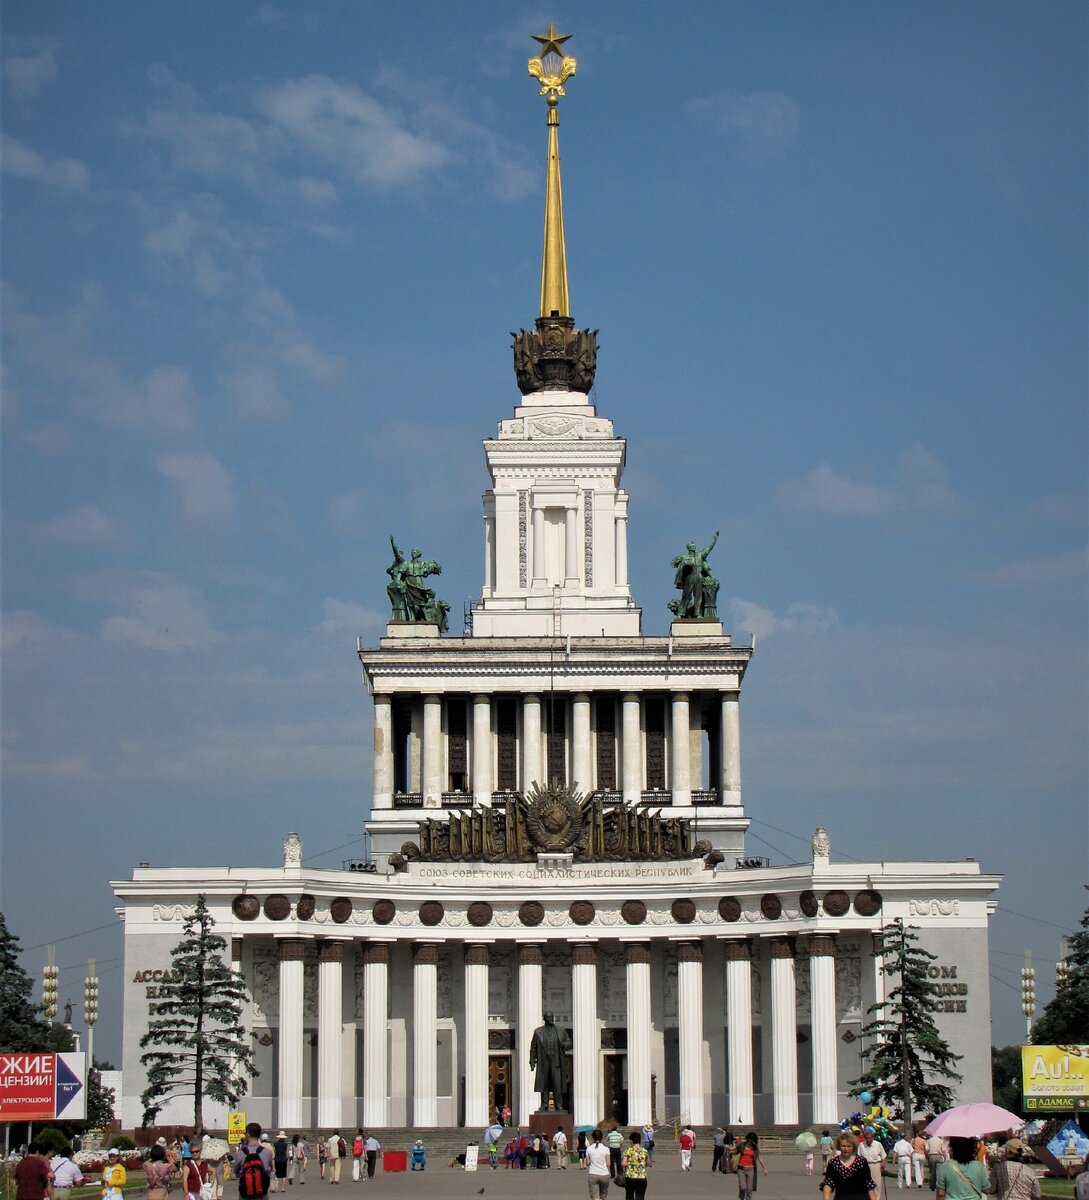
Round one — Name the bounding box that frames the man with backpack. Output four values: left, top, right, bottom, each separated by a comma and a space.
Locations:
324, 1135, 345, 1186
351, 1132, 364, 1183
235, 1125, 273, 1200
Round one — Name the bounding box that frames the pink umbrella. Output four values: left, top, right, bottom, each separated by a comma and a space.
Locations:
924, 1103, 1025, 1137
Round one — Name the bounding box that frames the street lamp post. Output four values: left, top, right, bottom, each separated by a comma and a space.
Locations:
42, 946, 59, 1020
84, 959, 100, 1069
1020, 951, 1036, 1040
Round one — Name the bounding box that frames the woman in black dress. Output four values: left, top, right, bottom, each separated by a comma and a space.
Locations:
822, 1133, 879, 1200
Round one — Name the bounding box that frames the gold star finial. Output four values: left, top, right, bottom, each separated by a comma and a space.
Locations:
531, 23, 572, 59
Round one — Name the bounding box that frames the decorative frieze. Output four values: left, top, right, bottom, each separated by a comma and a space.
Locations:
330, 898, 353, 923
583, 488, 593, 585
518, 491, 528, 588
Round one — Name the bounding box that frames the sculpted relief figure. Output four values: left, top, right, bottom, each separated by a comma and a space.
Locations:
529, 1010, 571, 1111
386, 536, 450, 632
668, 531, 720, 619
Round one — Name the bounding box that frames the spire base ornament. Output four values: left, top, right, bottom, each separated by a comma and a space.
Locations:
511, 317, 598, 395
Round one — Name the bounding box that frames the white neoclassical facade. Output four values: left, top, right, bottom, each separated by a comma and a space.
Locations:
111, 28, 1000, 1135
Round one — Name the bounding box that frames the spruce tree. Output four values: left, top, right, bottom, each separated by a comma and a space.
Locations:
1031, 894, 1089, 1046
0, 911, 55, 1051
851, 919, 963, 1130
139, 895, 256, 1131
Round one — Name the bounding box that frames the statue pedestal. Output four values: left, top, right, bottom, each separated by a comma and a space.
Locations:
670, 618, 724, 638
385, 621, 441, 639
528, 1111, 572, 1144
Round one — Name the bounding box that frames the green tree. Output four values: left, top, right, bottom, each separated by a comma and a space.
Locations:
1031, 894, 1089, 1046
87, 1061, 116, 1129
0, 911, 55, 1050
991, 1045, 1025, 1116
851, 919, 963, 1131
139, 895, 256, 1132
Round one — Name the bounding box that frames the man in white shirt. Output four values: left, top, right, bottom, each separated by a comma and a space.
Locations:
860, 1130, 888, 1193
553, 1129, 569, 1170
50, 1150, 84, 1200
893, 1137, 914, 1189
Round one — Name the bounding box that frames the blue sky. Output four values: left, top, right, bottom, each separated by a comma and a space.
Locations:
2, 2, 1085, 1062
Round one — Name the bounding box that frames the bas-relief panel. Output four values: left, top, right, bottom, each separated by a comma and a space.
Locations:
489, 949, 514, 1025
250, 943, 319, 1024
598, 945, 627, 1024
544, 948, 572, 1023
437, 948, 453, 1020
663, 960, 677, 1023
836, 942, 862, 1020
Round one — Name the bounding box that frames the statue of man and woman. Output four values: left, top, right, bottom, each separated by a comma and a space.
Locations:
386, 537, 450, 632
669, 530, 721, 618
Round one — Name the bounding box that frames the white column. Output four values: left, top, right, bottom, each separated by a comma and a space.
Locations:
423, 694, 442, 807
671, 692, 691, 806
523, 694, 543, 790
810, 934, 839, 1124
572, 693, 592, 793
677, 940, 705, 1125
465, 945, 491, 1127
472, 694, 492, 804
725, 939, 755, 1126
626, 944, 652, 1125
516, 944, 544, 1121
373, 695, 393, 809
413, 942, 439, 1127
277, 939, 305, 1129
769, 937, 799, 1126
317, 942, 344, 1129
572, 943, 599, 1128
622, 693, 641, 803
565, 505, 579, 583
615, 512, 628, 588
362, 943, 389, 1127
532, 506, 546, 583
721, 691, 741, 802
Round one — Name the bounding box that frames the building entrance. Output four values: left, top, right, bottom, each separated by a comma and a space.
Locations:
489, 1054, 512, 1122
602, 1052, 628, 1126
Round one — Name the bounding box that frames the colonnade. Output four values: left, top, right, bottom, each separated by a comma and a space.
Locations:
261, 931, 843, 1131
372, 690, 743, 809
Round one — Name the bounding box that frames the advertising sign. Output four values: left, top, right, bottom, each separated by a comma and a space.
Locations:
227, 1112, 247, 1145
1021, 1044, 1089, 1112
0, 1053, 86, 1121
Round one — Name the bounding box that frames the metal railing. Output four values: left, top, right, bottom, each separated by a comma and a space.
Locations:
392, 792, 423, 808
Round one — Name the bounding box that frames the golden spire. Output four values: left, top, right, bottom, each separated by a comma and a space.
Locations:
528, 23, 576, 320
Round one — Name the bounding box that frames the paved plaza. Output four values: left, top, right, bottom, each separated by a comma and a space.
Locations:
321, 1153, 865, 1200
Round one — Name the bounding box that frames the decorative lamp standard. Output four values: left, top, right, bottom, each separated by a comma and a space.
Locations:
1019, 951, 1036, 1040
84, 959, 100, 1067
1056, 939, 1070, 991
42, 945, 59, 1020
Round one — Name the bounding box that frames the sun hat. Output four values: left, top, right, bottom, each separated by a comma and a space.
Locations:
1004, 1138, 1024, 1155
277, 1131, 287, 1138
107, 1148, 120, 1157
156, 1138, 168, 1147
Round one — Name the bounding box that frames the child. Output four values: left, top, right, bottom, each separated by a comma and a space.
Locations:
805, 1149, 815, 1176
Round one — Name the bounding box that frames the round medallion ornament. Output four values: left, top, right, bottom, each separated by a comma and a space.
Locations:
823, 890, 850, 917
264, 894, 291, 921
854, 890, 882, 917
621, 900, 647, 925
373, 900, 395, 925
760, 894, 782, 920
519, 901, 545, 927
718, 896, 742, 922
570, 901, 595, 925
420, 901, 444, 927
671, 898, 696, 924
330, 897, 353, 924
799, 890, 819, 917
467, 902, 493, 927
296, 894, 315, 920
233, 895, 259, 921
525, 783, 584, 852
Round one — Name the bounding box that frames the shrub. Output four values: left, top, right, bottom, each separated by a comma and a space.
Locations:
108, 1135, 138, 1151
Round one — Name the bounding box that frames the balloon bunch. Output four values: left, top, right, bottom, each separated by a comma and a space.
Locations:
839, 1092, 898, 1148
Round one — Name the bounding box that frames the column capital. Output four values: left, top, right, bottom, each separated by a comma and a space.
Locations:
573, 692, 591, 704
465, 944, 490, 966
676, 940, 703, 963
518, 944, 544, 966
318, 941, 344, 963
423, 693, 441, 706
524, 693, 541, 705
625, 943, 652, 965
361, 942, 390, 965
809, 933, 837, 957
768, 936, 796, 960
413, 942, 440, 965
672, 692, 690, 704
373, 693, 392, 706
622, 693, 641, 705
572, 943, 598, 966
723, 938, 752, 962
721, 689, 740, 702
279, 938, 306, 962
473, 694, 491, 706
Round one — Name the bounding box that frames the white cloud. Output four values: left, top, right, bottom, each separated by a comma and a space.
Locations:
316, 598, 385, 641
83, 569, 222, 651
295, 176, 338, 207
330, 488, 370, 533
221, 363, 290, 423
3, 37, 58, 99
1, 133, 89, 191
156, 450, 236, 532
774, 445, 962, 520
0, 609, 79, 652
273, 332, 346, 386
964, 546, 1088, 589
42, 504, 122, 545
729, 598, 838, 641
686, 88, 800, 161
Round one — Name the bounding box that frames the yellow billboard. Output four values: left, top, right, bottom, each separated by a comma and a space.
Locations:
227, 1112, 247, 1144
1021, 1045, 1089, 1112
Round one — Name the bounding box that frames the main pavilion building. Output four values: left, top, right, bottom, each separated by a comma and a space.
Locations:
112, 28, 999, 1135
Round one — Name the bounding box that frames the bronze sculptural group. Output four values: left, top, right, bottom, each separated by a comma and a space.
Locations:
386, 536, 450, 632
669, 530, 721, 619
